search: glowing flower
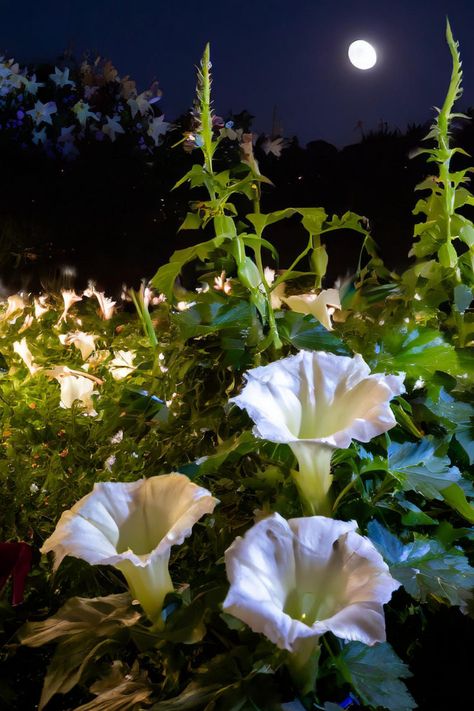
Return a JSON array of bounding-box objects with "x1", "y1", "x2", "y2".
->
[
  {"x1": 230, "y1": 351, "x2": 404, "y2": 514},
  {"x1": 18, "y1": 315, "x2": 34, "y2": 333},
  {"x1": 57, "y1": 373, "x2": 98, "y2": 415},
  {"x1": 223, "y1": 513, "x2": 399, "y2": 693},
  {"x1": 109, "y1": 350, "x2": 136, "y2": 380},
  {"x1": 2, "y1": 294, "x2": 26, "y2": 324},
  {"x1": 13, "y1": 338, "x2": 40, "y2": 375},
  {"x1": 49, "y1": 66, "x2": 75, "y2": 87},
  {"x1": 26, "y1": 100, "x2": 57, "y2": 126},
  {"x1": 58, "y1": 331, "x2": 98, "y2": 360},
  {"x1": 147, "y1": 115, "x2": 170, "y2": 145},
  {"x1": 72, "y1": 99, "x2": 99, "y2": 127},
  {"x1": 284, "y1": 289, "x2": 341, "y2": 331},
  {"x1": 102, "y1": 115, "x2": 125, "y2": 142},
  {"x1": 57, "y1": 289, "x2": 82, "y2": 325},
  {"x1": 41, "y1": 474, "x2": 218, "y2": 622},
  {"x1": 90, "y1": 289, "x2": 116, "y2": 320},
  {"x1": 214, "y1": 271, "x2": 232, "y2": 295},
  {"x1": 34, "y1": 295, "x2": 49, "y2": 319}
]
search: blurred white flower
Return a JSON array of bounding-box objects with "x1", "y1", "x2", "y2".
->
[
  {"x1": 214, "y1": 271, "x2": 232, "y2": 295},
  {"x1": 58, "y1": 331, "x2": 98, "y2": 360},
  {"x1": 26, "y1": 100, "x2": 57, "y2": 126},
  {"x1": 284, "y1": 289, "x2": 341, "y2": 331},
  {"x1": 2, "y1": 294, "x2": 26, "y2": 324},
  {"x1": 92, "y1": 290, "x2": 116, "y2": 320},
  {"x1": 72, "y1": 100, "x2": 98, "y2": 127},
  {"x1": 57, "y1": 290, "x2": 82, "y2": 325},
  {"x1": 34, "y1": 295, "x2": 49, "y2": 319},
  {"x1": 57, "y1": 373, "x2": 98, "y2": 415},
  {"x1": 147, "y1": 115, "x2": 170, "y2": 145},
  {"x1": 49, "y1": 66, "x2": 75, "y2": 87},
  {"x1": 109, "y1": 350, "x2": 136, "y2": 380},
  {"x1": 224, "y1": 512, "x2": 399, "y2": 692},
  {"x1": 102, "y1": 115, "x2": 124, "y2": 142},
  {"x1": 231, "y1": 351, "x2": 404, "y2": 514},
  {"x1": 13, "y1": 338, "x2": 40, "y2": 375},
  {"x1": 41, "y1": 474, "x2": 218, "y2": 622}
]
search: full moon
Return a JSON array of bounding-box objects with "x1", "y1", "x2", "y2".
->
[{"x1": 348, "y1": 40, "x2": 377, "y2": 70}]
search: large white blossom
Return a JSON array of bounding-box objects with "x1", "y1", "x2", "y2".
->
[
  {"x1": 109, "y1": 350, "x2": 136, "y2": 380},
  {"x1": 224, "y1": 513, "x2": 399, "y2": 692},
  {"x1": 41, "y1": 474, "x2": 218, "y2": 622},
  {"x1": 58, "y1": 331, "x2": 98, "y2": 360},
  {"x1": 231, "y1": 350, "x2": 404, "y2": 514}
]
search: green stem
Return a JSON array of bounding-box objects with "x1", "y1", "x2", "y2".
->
[
  {"x1": 287, "y1": 637, "x2": 321, "y2": 696},
  {"x1": 116, "y1": 554, "x2": 174, "y2": 625},
  {"x1": 289, "y1": 442, "x2": 333, "y2": 516}
]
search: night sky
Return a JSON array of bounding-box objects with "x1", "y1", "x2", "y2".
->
[{"x1": 2, "y1": 0, "x2": 474, "y2": 147}]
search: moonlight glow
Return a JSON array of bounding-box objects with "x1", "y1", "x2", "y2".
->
[{"x1": 348, "y1": 40, "x2": 377, "y2": 70}]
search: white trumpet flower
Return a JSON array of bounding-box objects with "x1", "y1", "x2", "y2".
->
[
  {"x1": 231, "y1": 350, "x2": 404, "y2": 514},
  {"x1": 109, "y1": 350, "x2": 136, "y2": 380},
  {"x1": 41, "y1": 474, "x2": 218, "y2": 622},
  {"x1": 223, "y1": 513, "x2": 399, "y2": 693},
  {"x1": 13, "y1": 338, "x2": 40, "y2": 375},
  {"x1": 283, "y1": 289, "x2": 341, "y2": 331},
  {"x1": 58, "y1": 373, "x2": 98, "y2": 415}
]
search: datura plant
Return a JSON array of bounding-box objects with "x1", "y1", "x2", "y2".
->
[
  {"x1": 231, "y1": 350, "x2": 405, "y2": 514},
  {"x1": 223, "y1": 513, "x2": 400, "y2": 694},
  {"x1": 41, "y1": 474, "x2": 218, "y2": 623},
  {"x1": 1, "y1": 20, "x2": 473, "y2": 711}
]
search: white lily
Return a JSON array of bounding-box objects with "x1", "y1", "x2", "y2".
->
[
  {"x1": 85, "y1": 287, "x2": 116, "y2": 320},
  {"x1": 223, "y1": 512, "x2": 400, "y2": 693},
  {"x1": 284, "y1": 289, "x2": 341, "y2": 331},
  {"x1": 231, "y1": 350, "x2": 404, "y2": 514},
  {"x1": 58, "y1": 331, "x2": 98, "y2": 360},
  {"x1": 13, "y1": 338, "x2": 40, "y2": 375},
  {"x1": 109, "y1": 350, "x2": 136, "y2": 380},
  {"x1": 58, "y1": 373, "x2": 98, "y2": 415},
  {"x1": 41, "y1": 474, "x2": 218, "y2": 622}
]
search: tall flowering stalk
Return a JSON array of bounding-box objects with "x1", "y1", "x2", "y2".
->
[{"x1": 231, "y1": 350, "x2": 404, "y2": 515}]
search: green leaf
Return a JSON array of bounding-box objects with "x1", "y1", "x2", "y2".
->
[
  {"x1": 196, "y1": 431, "x2": 258, "y2": 475},
  {"x1": 438, "y1": 242, "x2": 458, "y2": 268},
  {"x1": 441, "y1": 483, "x2": 474, "y2": 523},
  {"x1": 368, "y1": 521, "x2": 474, "y2": 609},
  {"x1": 150, "y1": 236, "x2": 226, "y2": 299},
  {"x1": 214, "y1": 215, "x2": 237, "y2": 239},
  {"x1": 459, "y1": 223, "x2": 474, "y2": 247},
  {"x1": 179, "y1": 212, "x2": 203, "y2": 231},
  {"x1": 276, "y1": 312, "x2": 350, "y2": 355},
  {"x1": 422, "y1": 389, "x2": 474, "y2": 464},
  {"x1": 374, "y1": 326, "x2": 462, "y2": 379},
  {"x1": 18, "y1": 594, "x2": 140, "y2": 710},
  {"x1": 388, "y1": 439, "x2": 461, "y2": 500},
  {"x1": 338, "y1": 642, "x2": 416, "y2": 711}
]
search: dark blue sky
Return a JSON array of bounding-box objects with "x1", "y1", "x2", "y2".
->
[{"x1": 2, "y1": 0, "x2": 474, "y2": 146}]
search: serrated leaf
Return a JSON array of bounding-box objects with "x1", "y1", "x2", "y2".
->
[
  {"x1": 368, "y1": 521, "x2": 474, "y2": 610},
  {"x1": 388, "y1": 439, "x2": 461, "y2": 499},
  {"x1": 276, "y1": 311, "x2": 351, "y2": 355},
  {"x1": 338, "y1": 642, "x2": 416, "y2": 711},
  {"x1": 374, "y1": 326, "x2": 461, "y2": 379}
]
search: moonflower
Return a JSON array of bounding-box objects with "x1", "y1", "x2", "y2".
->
[
  {"x1": 13, "y1": 338, "x2": 40, "y2": 375},
  {"x1": 230, "y1": 350, "x2": 404, "y2": 514},
  {"x1": 284, "y1": 289, "x2": 341, "y2": 331},
  {"x1": 223, "y1": 513, "x2": 400, "y2": 693},
  {"x1": 57, "y1": 289, "x2": 82, "y2": 325},
  {"x1": 41, "y1": 474, "x2": 218, "y2": 622}
]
